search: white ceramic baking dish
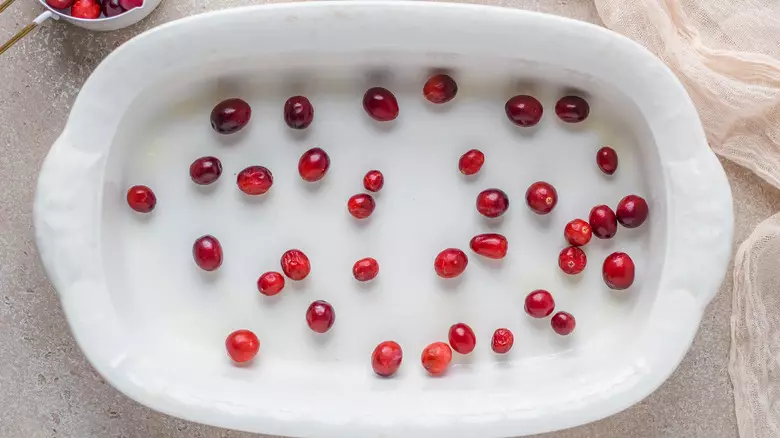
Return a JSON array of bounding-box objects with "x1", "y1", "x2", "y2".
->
[{"x1": 34, "y1": 2, "x2": 733, "y2": 437}]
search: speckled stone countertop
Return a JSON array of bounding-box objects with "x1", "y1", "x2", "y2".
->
[{"x1": 0, "y1": 1, "x2": 774, "y2": 437}]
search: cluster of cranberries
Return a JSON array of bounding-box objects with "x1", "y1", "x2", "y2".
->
[{"x1": 46, "y1": 0, "x2": 142, "y2": 19}]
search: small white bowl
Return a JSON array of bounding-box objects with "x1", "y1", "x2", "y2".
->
[{"x1": 36, "y1": 0, "x2": 163, "y2": 31}]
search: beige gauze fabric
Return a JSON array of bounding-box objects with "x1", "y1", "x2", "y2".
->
[{"x1": 592, "y1": 1, "x2": 780, "y2": 437}]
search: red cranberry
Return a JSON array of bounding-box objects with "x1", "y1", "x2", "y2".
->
[
  {"x1": 257, "y1": 272, "x2": 285, "y2": 296},
  {"x1": 525, "y1": 181, "x2": 558, "y2": 215},
  {"x1": 306, "y1": 300, "x2": 335, "y2": 333},
  {"x1": 283, "y1": 95, "x2": 314, "y2": 129},
  {"x1": 559, "y1": 246, "x2": 587, "y2": 275},
  {"x1": 193, "y1": 235, "x2": 223, "y2": 271},
  {"x1": 421, "y1": 342, "x2": 452, "y2": 376},
  {"x1": 551, "y1": 312, "x2": 576, "y2": 336},
  {"x1": 347, "y1": 194, "x2": 376, "y2": 219},
  {"x1": 555, "y1": 96, "x2": 590, "y2": 123},
  {"x1": 126, "y1": 185, "x2": 156, "y2": 213},
  {"x1": 353, "y1": 257, "x2": 379, "y2": 282},
  {"x1": 71, "y1": 0, "x2": 101, "y2": 19},
  {"x1": 469, "y1": 233, "x2": 508, "y2": 259},
  {"x1": 237, "y1": 166, "x2": 273, "y2": 195},
  {"x1": 102, "y1": 0, "x2": 124, "y2": 17},
  {"x1": 459, "y1": 149, "x2": 485, "y2": 175},
  {"x1": 476, "y1": 189, "x2": 510, "y2": 218},
  {"x1": 564, "y1": 219, "x2": 592, "y2": 246},
  {"x1": 491, "y1": 328, "x2": 514, "y2": 354},
  {"x1": 225, "y1": 329, "x2": 260, "y2": 363},
  {"x1": 448, "y1": 323, "x2": 477, "y2": 355},
  {"x1": 298, "y1": 148, "x2": 330, "y2": 182},
  {"x1": 524, "y1": 290, "x2": 555, "y2": 318},
  {"x1": 589, "y1": 205, "x2": 618, "y2": 239},
  {"x1": 616, "y1": 195, "x2": 649, "y2": 228},
  {"x1": 119, "y1": 0, "x2": 142, "y2": 10},
  {"x1": 603, "y1": 252, "x2": 635, "y2": 290},
  {"x1": 363, "y1": 170, "x2": 384, "y2": 192},
  {"x1": 189, "y1": 156, "x2": 223, "y2": 185},
  {"x1": 363, "y1": 87, "x2": 399, "y2": 122},
  {"x1": 210, "y1": 98, "x2": 251, "y2": 134},
  {"x1": 434, "y1": 248, "x2": 468, "y2": 279},
  {"x1": 423, "y1": 74, "x2": 458, "y2": 104},
  {"x1": 597, "y1": 147, "x2": 618, "y2": 175},
  {"x1": 46, "y1": 0, "x2": 74, "y2": 8},
  {"x1": 280, "y1": 249, "x2": 311, "y2": 281},
  {"x1": 372, "y1": 341, "x2": 403, "y2": 377},
  {"x1": 505, "y1": 95, "x2": 543, "y2": 127}
]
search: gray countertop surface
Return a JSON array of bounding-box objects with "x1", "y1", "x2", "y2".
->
[{"x1": 1, "y1": 1, "x2": 775, "y2": 437}]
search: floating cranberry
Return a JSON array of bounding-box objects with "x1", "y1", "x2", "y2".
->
[
  {"x1": 589, "y1": 205, "x2": 618, "y2": 239},
  {"x1": 193, "y1": 235, "x2": 223, "y2": 271},
  {"x1": 210, "y1": 98, "x2": 251, "y2": 134},
  {"x1": 225, "y1": 329, "x2": 260, "y2": 363},
  {"x1": 353, "y1": 257, "x2": 379, "y2": 282},
  {"x1": 559, "y1": 246, "x2": 587, "y2": 275},
  {"x1": 555, "y1": 96, "x2": 590, "y2": 123},
  {"x1": 469, "y1": 233, "x2": 508, "y2": 259},
  {"x1": 525, "y1": 181, "x2": 558, "y2": 215},
  {"x1": 126, "y1": 185, "x2": 156, "y2": 213},
  {"x1": 423, "y1": 74, "x2": 458, "y2": 104},
  {"x1": 434, "y1": 248, "x2": 468, "y2": 279},
  {"x1": 306, "y1": 300, "x2": 335, "y2": 333},
  {"x1": 237, "y1": 166, "x2": 273, "y2": 195},
  {"x1": 189, "y1": 156, "x2": 222, "y2": 185},
  {"x1": 421, "y1": 342, "x2": 452, "y2": 376},
  {"x1": 564, "y1": 219, "x2": 592, "y2": 246},
  {"x1": 603, "y1": 252, "x2": 635, "y2": 290},
  {"x1": 101, "y1": 0, "x2": 124, "y2": 17},
  {"x1": 459, "y1": 149, "x2": 485, "y2": 175},
  {"x1": 448, "y1": 323, "x2": 477, "y2": 355},
  {"x1": 298, "y1": 147, "x2": 330, "y2": 182},
  {"x1": 551, "y1": 312, "x2": 576, "y2": 336},
  {"x1": 280, "y1": 249, "x2": 311, "y2": 281},
  {"x1": 524, "y1": 290, "x2": 555, "y2": 318},
  {"x1": 71, "y1": 0, "x2": 101, "y2": 18},
  {"x1": 283, "y1": 95, "x2": 314, "y2": 129},
  {"x1": 616, "y1": 195, "x2": 649, "y2": 228},
  {"x1": 257, "y1": 272, "x2": 285, "y2": 296},
  {"x1": 347, "y1": 194, "x2": 376, "y2": 219},
  {"x1": 363, "y1": 170, "x2": 384, "y2": 192},
  {"x1": 476, "y1": 188, "x2": 510, "y2": 218},
  {"x1": 505, "y1": 95, "x2": 544, "y2": 127},
  {"x1": 372, "y1": 341, "x2": 403, "y2": 377},
  {"x1": 119, "y1": 0, "x2": 142, "y2": 10},
  {"x1": 363, "y1": 87, "x2": 399, "y2": 122},
  {"x1": 491, "y1": 328, "x2": 514, "y2": 354},
  {"x1": 597, "y1": 147, "x2": 618, "y2": 175}
]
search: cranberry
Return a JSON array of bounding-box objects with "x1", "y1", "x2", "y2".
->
[
  {"x1": 119, "y1": 0, "x2": 142, "y2": 10},
  {"x1": 46, "y1": 0, "x2": 74, "y2": 9},
  {"x1": 597, "y1": 147, "x2": 618, "y2": 175},
  {"x1": 210, "y1": 98, "x2": 251, "y2": 134},
  {"x1": 458, "y1": 149, "x2": 485, "y2": 175},
  {"x1": 126, "y1": 185, "x2": 156, "y2": 213},
  {"x1": 476, "y1": 188, "x2": 510, "y2": 218},
  {"x1": 363, "y1": 170, "x2": 384, "y2": 192},
  {"x1": 70, "y1": 0, "x2": 101, "y2": 18},
  {"x1": 551, "y1": 312, "x2": 576, "y2": 336},
  {"x1": 564, "y1": 219, "x2": 592, "y2": 246},
  {"x1": 616, "y1": 195, "x2": 649, "y2": 228},
  {"x1": 559, "y1": 246, "x2": 587, "y2": 275},
  {"x1": 280, "y1": 249, "x2": 311, "y2": 281},
  {"x1": 225, "y1": 329, "x2": 260, "y2": 363},
  {"x1": 524, "y1": 290, "x2": 555, "y2": 318},
  {"x1": 237, "y1": 166, "x2": 273, "y2": 195},
  {"x1": 283, "y1": 96, "x2": 314, "y2": 129},
  {"x1": 505, "y1": 95, "x2": 544, "y2": 127},
  {"x1": 102, "y1": 0, "x2": 124, "y2": 17},
  {"x1": 421, "y1": 342, "x2": 452, "y2": 376},
  {"x1": 306, "y1": 300, "x2": 335, "y2": 333},
  {"x1": 257, "y1": 272, "x2": 285, "y2": 296},
  {"x1": 363, "y1": 87, "x2": 399, "y2": 122},
  {"x1": 347, "y1": 194, "x2": 376, "y2": 219},
  {"x1": 434, "y1": 248, "x2": 468, "y2": 279},
  {"x1": 192, "y1": 235, "x2": 223, "y2": 272},
  {"x1": 491, "y1": 328, "x2": 514, "y2": 354},
  {"x1": 525, "y1": 181, "x2": 558, "y2": 215},
  {"x1": 603, "y1": 252, "x2": 635, "y2": 290},
  {"x1": 298, "y1": 147, "x2": 330, "y2": 182},
  {"x1": 448, "y1": 323, "x2": 477, "y2": 355},
  {"x1": 423, "y1": 74, "x2": 458, "y2": 104},
  {"x1": 353, "y1": 257, "x2": 379, "y2": 282},
  {"x1": 555, "y1": 96, "x2": 589, "y2": 123},
  {"x1": 469, "y1": 233, "x2": 508, "y2": 259},
  {"x1": 589, "y1": 205, "x2": 618, "y2": 239},
  {"x1": 372, "y1": 341, "x2": 403, "y2": 377},
  {"x1": 189, "y1": 156, "x2": 222, "y2": 185}
]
